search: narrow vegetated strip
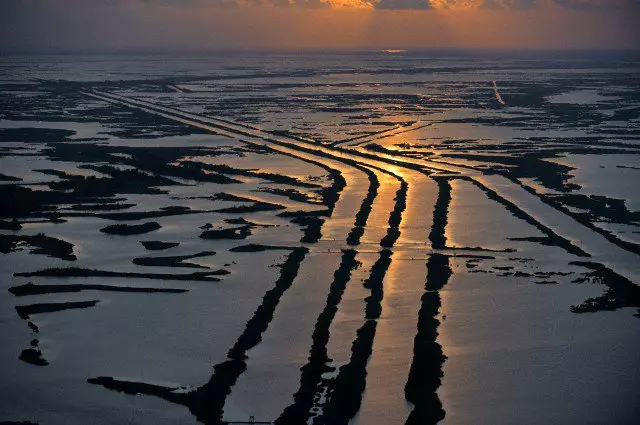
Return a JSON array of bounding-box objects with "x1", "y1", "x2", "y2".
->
[
  {"x1": 15, "y1": 267, "x2": 227, "y2": 282},
  {"x1": 100, "y1": 221, "x2": 161, "y2": 235},
  {"x1": 16, "y1": 300, "x2": 100, "y2": 320},
  {"x1": 93, "y1": 208, "x2": 211, "y2": 221},
  {"x1": 223, "y1": 153, "x2": 387, "y2": 418},
  {"x1": 86, "y1": 90, "x2": 448, "y2": 251},
  {"x1": 428, "y1": 177, "x2": 452, "y2": 250},
  {"x1": 132, "y1": 251, "x2": 217, "y2": 269},
  {"x1": 98, "y1": 90, "x2": 381, "y2": 247},
  {"x1": 0, "y1": 233, "x2": 76, "y2": 261},
  {"x1": 332, "y1": 123, "x2": 433, "y2": 148},
  {"x1": 90, "y1": 89, "x2": 489, "y2": 195},
  {"x1": 227, "y1": 247, "x2": 309, "y2": 361},
  {"x1": 87, "y1": 90, "x2": 437, "y2": 422},
  {"x1": 512, "y1": 176, "x2": 640, "y2": 256},
  {"x1": 317, "y1": 318, "x2": 378, "y2": 424},
  {"x1": 346, "y1": 166, "x2": 379, "y2": 246},
  {"x1": 239, "y1": 139, "x2": 349, "y2": 244},
  {"x1": 313, "y1": 185, "x2": 407, "y2": 424},
  {"x1": 404, "y1": 253, "x2": 452, "y2": 425},
  {"x1": 329, "y1": 124, "x2": 405, "y2": 147},
  {"x1": 183, "y1": 162, "x2": 321, "y2": 189},
  {"x1": 89, "y1": 248, "x2": 308, "y2": 425},
  {"x1": 465, "y1": 178, "x2": 589, "y2": 258},
  {"x1": 276, "y1": 249, "x2": 360, "y2": 424},
  {"x1": 88, "y1": 91, "x2": 442, "y2": 178},
  {"x1": 88, "y1": 91, "x2": 424, "y2": 416},
  {"x1": 276, "y1": 164, "x2": 407, "y2": 422},
  {"x1": 9, "y1": 283, "x2": 187, "y2": 296},
  {"x1": 93, "y1": 92, "x2": 376, "y2": 246},
  {"x1": 380, "y1": 177, "x2": 408, "y2": 248},
  {"x1": 568, "y1": 261, "x2": 640, "y2": 316},
  {"x1": 86, "y1": 91, "x2": 258, "y2": 140}
]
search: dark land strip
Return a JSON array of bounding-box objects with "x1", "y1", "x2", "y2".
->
[
  {"x1": 403, "y1": 175, "x2": 454, "y2": 423},
  {"x1": 428, "y1": 177, "x2": 452, "y2": 250},
  {"x1": 87, "y1": 130, "x2": 395, "y2": 423},
  {"x1": 274, "y1": 161, "x2": 411, "y2": 423},
  {"x1": 15, "y1": 268, "x2": 227, "y2": 282},
  {"x1": 512, "y1": 176, "x2": 640, "y2": 256},
  {"x1": 0, "y1": 233, "x2": 76, "y2": 261},
  {"x1": 88, "y1": 247, "x2": 308, "y2": 425},
  {"x1": 311, "y1": 180, "x2": 409, "y2": 424},
  {"x1": 404, "y1": 254, "x2": 453, "y2": 425},
  {"x1": 9, "y1": 283, "x2": 187, "y2": 296},
  {"x1": 465, "y1": 178, "x2": 590, "y2": 258},
  {"x1": 132, "y1": 251, "x2": 217, "y2": 269},
  {"x1": 569, "y1": 262, "x2": 640, "y2": 317}
]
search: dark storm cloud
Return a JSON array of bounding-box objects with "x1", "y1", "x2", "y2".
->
[
  {"x1": 480, "y1": 0, "x2": 538, "y2": 9},
  {"x1": 553, "y1": 0, "x2": 640, "y2": 9}
]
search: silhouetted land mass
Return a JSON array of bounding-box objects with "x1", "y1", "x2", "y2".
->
[
  {"x1": 289, "y1": 215, "x2": 325, "y2": 244},
  {"x1": 269, "y1": 164, "x2": 346, "y2": 244},
  {"x1": 0, "y1": 218, "x2": 22, "y2": 230},
  {"x1": 363, "y1": 250, "x2": 392, "y2": 320},
  {"x1": 69, "y1": 202, "x2": 135, "y2": 211},
  {"x1": 405, "y1": 254, "x2": 452, "y2": 425},
  {"x1": 38, "y1": 167, "x2": 175, "y2": 196},
  {"x1": 100, "y1": 221, "x2": 161, "y2": 235},
  {"x1": 19, "y1": 349, "x2": 48, "y2": 366},
  {"x1": 132, "y1": 251, "x2": 216, "y2": 269},
  {"x1": 542, "y1": 192, "x2": 640, "y2": 255},
  {"x1": 48, "y1": 144, "x2": 240, "y2": 184},
  {"x1": 191, "y1": 162, "x2": 321, "y2": 189},
  {"x1": 140, "y1": 241, "x2": 180, "y2": 250},
  {"x1": 315, "y1": 163, "x2": 415, "y2": 423},
  {"x1": 0, "y1": 233, "x2": 76, "y2": 261},
  {"x1": 0, "y1": 140, "x2": 257, "y2": 222},
  {"x1": 570, "y1": 262, "x2": 640, "y2": 316},
  {"x1": 257, "y1": 187, "x2": 320, "y2": 204},
  {"x1": 15, "y1": 267, "x2": 227, "y2": 282},
  {"x1": 15, "y1": 300, "x2": 100, "y2": 320},
  {"x1": 443, "y1": 153, "x2": 580, "y2": 192},
  {"x1": 200, "y1": 225, "x2": 252, "y2": 240},
  {"x1": 428, "y1": 178, "x2": 452, "y2": 249},
  {"x1": 213, "y1": 202, "x2": 285, "y2": 214},
  {"x1": 0, "y1": 127, "x2": 74, "y2": 144},
  {"x1": 277, "y1": 249, "x2": 360, "y2": 424},
  {"x1": 89, "y1": 248, "x2": 309, "y2": 425},
  {"x1": 319, "y1": 320, "x2": 377, "y2": 425},
  {"x1": 223, "y1": 217, "x2": 274, "y2": 226},
  {"x1": 467, "y1": 179, "x2": 589, "y2": 257},
  {"x1": 95, "y1": 206, "x2": 197, "y2": 221},
  {"x1": 380, "y1": 180, "x2": 408, "y2": 248},
  {"x1": 9, "y1": 283, "x2": 187, "y2": 297},
  {"x1": 229, "y1": 244, "x2": 295, "y2": 253},
  {"x1": 346, "y1": 168, "x2": 379, "y2": 246}
]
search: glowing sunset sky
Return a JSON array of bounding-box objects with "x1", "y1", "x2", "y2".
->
[{"x1": 1, "y1": 0, "x2": 638, "y2": 51}]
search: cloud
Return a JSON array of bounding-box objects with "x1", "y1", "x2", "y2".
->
[
  {"x1": 553, "y1": 0, "x2": 640, "y2": 10},
  {"x1": 375, "y1": 0, "x2": 432, "y2": 10},
  {"x1": 480, "y1": 0, "x2": 537, "y2": 9},
  {"x1": 1, "y1": 0, "x2": 637, "y2": 52}
]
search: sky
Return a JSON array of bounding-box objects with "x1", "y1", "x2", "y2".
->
[{"x1": 1, "y1": 0, "x2": 638, "y2": 52}]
